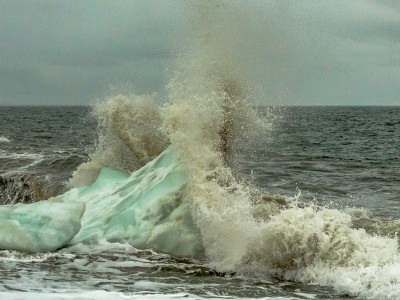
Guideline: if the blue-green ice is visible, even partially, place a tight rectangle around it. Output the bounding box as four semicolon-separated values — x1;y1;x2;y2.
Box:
0;147;203;257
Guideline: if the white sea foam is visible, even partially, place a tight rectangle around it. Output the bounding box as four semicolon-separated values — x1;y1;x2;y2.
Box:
0;250;75;263
0;291;296;300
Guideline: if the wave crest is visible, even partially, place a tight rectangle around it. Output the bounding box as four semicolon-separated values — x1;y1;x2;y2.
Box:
69;94;168;187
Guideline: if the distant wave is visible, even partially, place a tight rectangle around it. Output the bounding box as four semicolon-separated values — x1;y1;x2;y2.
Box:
0;136;10;143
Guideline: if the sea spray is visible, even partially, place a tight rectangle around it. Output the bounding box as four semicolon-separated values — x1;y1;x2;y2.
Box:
163;2;400;298
160;1;279;273
70;94;168;187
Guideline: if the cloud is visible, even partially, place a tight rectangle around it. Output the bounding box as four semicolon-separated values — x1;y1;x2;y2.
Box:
262;0;400;105
0;0;182;105
0;0;398;105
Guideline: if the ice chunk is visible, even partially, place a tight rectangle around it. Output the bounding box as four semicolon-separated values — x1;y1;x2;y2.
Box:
67;146;202;257
0;199;84;252
0;147;203;257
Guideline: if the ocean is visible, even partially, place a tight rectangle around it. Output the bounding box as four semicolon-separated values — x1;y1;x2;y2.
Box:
0;105;399;299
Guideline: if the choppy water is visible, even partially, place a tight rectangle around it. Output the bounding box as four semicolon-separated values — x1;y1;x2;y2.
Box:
0;243;347;300
0;106;94;204
243;106;400;219
0;106;399;299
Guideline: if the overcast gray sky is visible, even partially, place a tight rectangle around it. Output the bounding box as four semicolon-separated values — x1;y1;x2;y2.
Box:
0;0;399;106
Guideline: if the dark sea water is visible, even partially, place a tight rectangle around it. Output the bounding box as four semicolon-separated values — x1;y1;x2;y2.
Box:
245;106;400;219
0;106;399;299
0;106;94;204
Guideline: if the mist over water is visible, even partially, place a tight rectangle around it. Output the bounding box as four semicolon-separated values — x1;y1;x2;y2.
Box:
0;1;399;299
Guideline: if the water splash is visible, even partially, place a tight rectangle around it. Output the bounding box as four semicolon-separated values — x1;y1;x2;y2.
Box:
65;1;400;298
69;94;168;187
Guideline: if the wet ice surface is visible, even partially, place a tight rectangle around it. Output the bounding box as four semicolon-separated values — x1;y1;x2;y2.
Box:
0;244;350;299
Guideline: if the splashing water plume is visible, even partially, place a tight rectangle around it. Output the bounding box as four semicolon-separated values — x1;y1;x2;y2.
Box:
162;2;400;298
70;94;168;187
